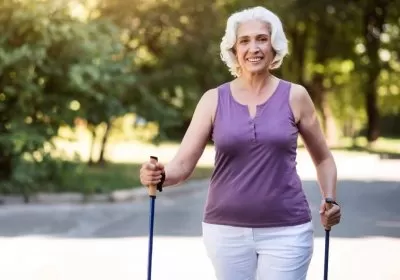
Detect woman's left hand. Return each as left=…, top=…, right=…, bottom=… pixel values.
left=319, top=199, right=341, bottom=230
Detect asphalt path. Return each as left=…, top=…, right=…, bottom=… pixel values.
left=0, top=171, right=399, bottom=279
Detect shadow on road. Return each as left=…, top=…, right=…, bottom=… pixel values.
left=0, top=179, right=399, bottom=239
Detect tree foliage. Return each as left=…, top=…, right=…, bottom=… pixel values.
left=0, top=0, right=399, bottom=197
left=0, top=0, right=136, bottom=196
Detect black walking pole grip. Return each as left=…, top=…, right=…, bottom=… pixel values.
left=150, top=156, right=164, bottom=193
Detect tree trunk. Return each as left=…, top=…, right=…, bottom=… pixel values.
left=0, top=123, right=12, bottom=181
left=363, top=0, right=389, bottom=142
left=0, top=152, right=12, bottom=181
left=289, top=21, right=308, bottom=85
left=88, top=128, right=97, bottom=166
left=0, top=103, right=12, bottom=180
left=97, top=121, right=112, bottom=165
left=365, top=78, right=380, bottom=142
left=309, top=19, right=338, bottom=146
left=310, top=74, right=337, bottom=146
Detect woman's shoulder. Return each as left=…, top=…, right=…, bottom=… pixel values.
left=281, top=80, right=309, bottom=101
left=199, top=81, right=233, bottom=122
left=195, top=87, right=218, bottom=119
left=277, top=78, right=305, bottom=92
left=201, top=87, right=218, bottom=103
left=283, top=80, right=312, bottom=123
left=200, top=80, right=232, bottom=103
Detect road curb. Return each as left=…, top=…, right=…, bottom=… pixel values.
left=0, top=188, right=144, bottom=205
left=0, top=179, right=208, bottom=206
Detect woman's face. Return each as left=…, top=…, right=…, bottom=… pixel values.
left=234, top=20, right=275, bottom=76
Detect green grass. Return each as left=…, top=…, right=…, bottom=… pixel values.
left=297, top=136, right=400, bottom=158
left=329, top=137, right=400, bottom=159
left=73, top=162, right=214, bottom=194
left=75, top=136, right=400, bottom=194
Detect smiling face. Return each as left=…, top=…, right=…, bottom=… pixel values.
left=234, top=20, right=275, bottom=76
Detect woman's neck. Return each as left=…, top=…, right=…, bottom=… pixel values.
left=236, top=71, right=274, bottom=95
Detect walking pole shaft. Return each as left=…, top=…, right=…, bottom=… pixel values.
left=324, top=229, right=330, bottom=280
left=147, top=196, right=156, bottom=280
left=147, top=156, right=158, bottom=280
left=323, top=198, right=336, bottom=280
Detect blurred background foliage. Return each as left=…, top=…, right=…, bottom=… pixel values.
left=0, top=0, right=399, bottom=200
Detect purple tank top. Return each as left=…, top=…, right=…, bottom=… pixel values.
left=203, top=79, right=312, bottom=228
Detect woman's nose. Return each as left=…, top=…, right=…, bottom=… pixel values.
left=248, top=40, right=260, bottom=53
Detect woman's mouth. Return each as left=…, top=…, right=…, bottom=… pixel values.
left=247, top=57, right=263, bottom=63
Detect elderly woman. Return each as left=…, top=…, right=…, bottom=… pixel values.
left=140, top=6, right=341, bottom=280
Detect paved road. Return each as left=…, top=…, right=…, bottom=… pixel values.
left=0, top=169, right=399, bottom=279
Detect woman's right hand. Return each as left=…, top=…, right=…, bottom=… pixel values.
left=139, top=159, right=165, bottom=187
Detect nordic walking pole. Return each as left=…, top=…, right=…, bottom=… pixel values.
left=323, top=228, right=330, bottom=280
left=323, top=198, right=335, bottom=280
left=147, top=156, right=163, bottom=280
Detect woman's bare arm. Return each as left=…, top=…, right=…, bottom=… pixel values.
left=290, top=84, right=337, bottom=199
left=162, top=88, right=218, bottom=187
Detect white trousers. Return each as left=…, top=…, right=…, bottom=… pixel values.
left=202, top=221, right=314, bottom=280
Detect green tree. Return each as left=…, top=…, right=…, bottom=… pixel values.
left=0, top=0, right=134, bottom=197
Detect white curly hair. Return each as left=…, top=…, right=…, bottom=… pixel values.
left=220, top=6, right=289, bottom=77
